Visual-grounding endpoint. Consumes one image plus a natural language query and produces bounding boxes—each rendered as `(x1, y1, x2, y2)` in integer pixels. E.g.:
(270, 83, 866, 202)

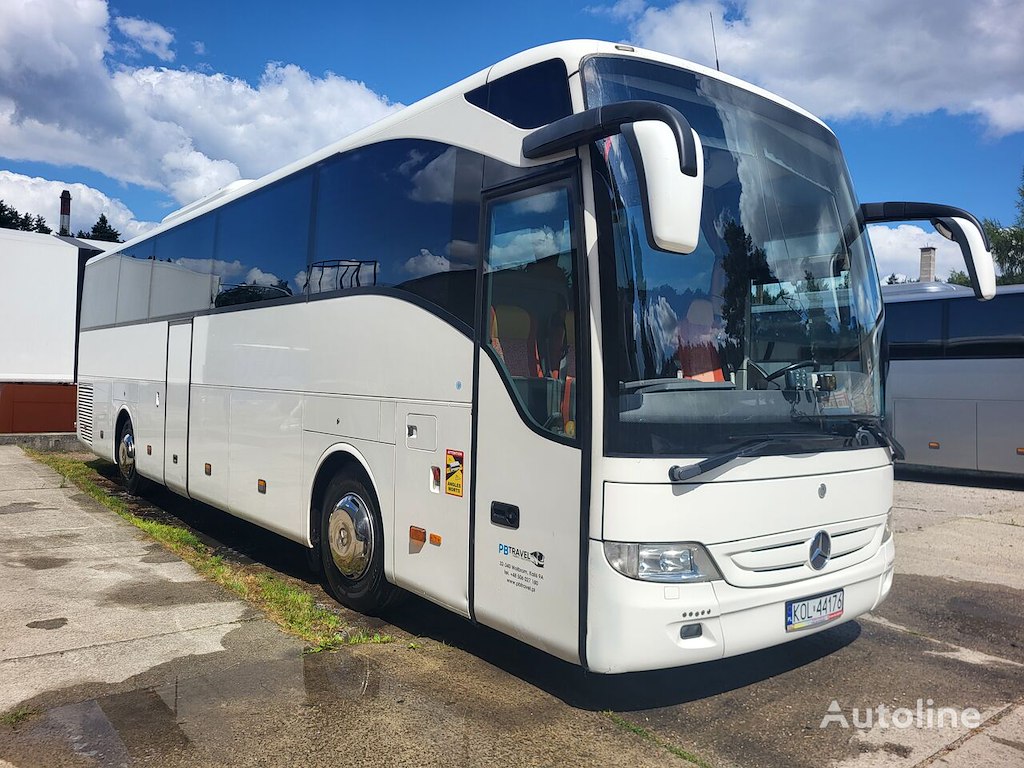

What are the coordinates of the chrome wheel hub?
(118, 432, 136, 477)
(328, 493, 372, 578)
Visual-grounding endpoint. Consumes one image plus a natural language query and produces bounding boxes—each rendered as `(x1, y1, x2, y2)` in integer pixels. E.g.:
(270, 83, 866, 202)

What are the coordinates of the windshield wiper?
(668, 434, 842, 482)
(847, 417, 905, 460)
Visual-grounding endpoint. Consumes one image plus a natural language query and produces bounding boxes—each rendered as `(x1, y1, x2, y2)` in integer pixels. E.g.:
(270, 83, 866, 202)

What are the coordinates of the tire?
(116, 416, 145, 495)
(319, 469, 400, 614)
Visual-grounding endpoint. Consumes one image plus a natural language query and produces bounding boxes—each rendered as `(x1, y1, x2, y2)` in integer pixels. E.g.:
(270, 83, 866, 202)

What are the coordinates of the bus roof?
(92, 39, 834, 264)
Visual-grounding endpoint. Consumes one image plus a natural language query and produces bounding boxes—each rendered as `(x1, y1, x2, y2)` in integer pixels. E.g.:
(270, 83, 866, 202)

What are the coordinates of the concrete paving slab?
(932, 704, 1024, 767)
(893, 517, 1024, 590)
(0, 448, 255, 712)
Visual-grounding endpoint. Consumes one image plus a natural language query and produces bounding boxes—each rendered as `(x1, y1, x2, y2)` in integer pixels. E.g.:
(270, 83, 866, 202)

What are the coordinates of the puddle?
(16, 556, 71, 570)
(0, 502, 42, 515)
(100, 579, 230, 609)
(27, 618, 68, 630)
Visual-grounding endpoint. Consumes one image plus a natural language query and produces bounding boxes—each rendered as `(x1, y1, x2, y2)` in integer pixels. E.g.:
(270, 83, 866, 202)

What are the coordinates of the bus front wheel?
(319, 470, 399, 615)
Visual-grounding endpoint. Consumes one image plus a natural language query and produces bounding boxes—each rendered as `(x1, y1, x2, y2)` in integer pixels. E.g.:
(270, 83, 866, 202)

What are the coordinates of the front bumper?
(585, 535, 895, 674)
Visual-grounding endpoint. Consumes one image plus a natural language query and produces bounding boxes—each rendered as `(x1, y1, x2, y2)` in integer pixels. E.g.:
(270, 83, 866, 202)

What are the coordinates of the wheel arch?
(307, 443, 381, 550)
(114, 405, 136, 457)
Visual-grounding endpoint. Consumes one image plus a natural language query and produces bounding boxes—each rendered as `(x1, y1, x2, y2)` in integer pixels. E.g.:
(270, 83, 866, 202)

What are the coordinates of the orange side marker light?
(409, 526, 426, 543)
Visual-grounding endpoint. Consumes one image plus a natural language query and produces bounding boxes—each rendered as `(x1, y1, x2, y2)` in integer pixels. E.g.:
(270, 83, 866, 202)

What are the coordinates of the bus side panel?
(190, 308, 309, 538)
(978, 401, 1024, 474)
(392, 401, 472, 617)
(894, 397, 977, 470)
(227, 389, 304, 540)
(78, 323, 168, 476)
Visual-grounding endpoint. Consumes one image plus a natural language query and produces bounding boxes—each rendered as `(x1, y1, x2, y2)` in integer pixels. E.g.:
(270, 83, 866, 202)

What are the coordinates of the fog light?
(680, 624, 703, 639)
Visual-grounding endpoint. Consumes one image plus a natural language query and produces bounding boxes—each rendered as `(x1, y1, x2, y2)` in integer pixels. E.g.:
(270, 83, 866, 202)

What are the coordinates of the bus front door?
(472, 177, 585, 665)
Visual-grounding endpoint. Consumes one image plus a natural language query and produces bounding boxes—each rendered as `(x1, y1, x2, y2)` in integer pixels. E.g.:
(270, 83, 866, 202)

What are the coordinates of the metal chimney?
(59, 190, 71, 236)
(919, 246, 936, 282)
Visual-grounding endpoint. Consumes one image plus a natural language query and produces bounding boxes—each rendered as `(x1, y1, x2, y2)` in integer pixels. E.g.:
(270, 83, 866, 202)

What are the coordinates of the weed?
(605, 712, 714, 767)
(0, 706, 36, 727)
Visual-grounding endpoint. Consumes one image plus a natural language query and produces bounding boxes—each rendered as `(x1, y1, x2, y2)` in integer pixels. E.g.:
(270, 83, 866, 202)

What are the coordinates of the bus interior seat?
(678, 298, 726, 383)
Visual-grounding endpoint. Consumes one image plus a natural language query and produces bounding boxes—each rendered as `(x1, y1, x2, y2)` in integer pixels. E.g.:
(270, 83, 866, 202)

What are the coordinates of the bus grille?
(77, 384, 94, 444)
(707, 519, 884, 588)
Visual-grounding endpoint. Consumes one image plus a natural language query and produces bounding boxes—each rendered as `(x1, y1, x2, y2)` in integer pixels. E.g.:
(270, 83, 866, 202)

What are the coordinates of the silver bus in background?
(883, 282, 1024, 476)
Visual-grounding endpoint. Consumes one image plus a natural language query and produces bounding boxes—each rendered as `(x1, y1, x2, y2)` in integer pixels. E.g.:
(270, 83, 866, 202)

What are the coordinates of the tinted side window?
(947, 293, 1024, 357)
(484, 182, 580, 441)
(150, 213, 216, 318)
(885, 300, 943, 359)
(312, 139, 479, 327)
(465, 59, 572, 129)
(115, 254, 152, 324)
(214, 170, 313, 307)
(81, 255, 120, 329)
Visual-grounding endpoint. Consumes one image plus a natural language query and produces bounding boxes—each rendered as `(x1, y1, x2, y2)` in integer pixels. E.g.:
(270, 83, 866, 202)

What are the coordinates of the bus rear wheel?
(116, 416, 145, 495)
(319, 470, 399, 615)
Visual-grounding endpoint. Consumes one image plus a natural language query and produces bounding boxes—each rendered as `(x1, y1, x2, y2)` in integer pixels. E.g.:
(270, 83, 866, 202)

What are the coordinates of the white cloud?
(0, 170, 155, 240)
(0, 0, 400, 210)
(192, 41, 206, 56)
(404, 248, 450, 278)
(623, 0, 1024, 135)
(114, 16, 174, 62)
(867, 223, 966, 282)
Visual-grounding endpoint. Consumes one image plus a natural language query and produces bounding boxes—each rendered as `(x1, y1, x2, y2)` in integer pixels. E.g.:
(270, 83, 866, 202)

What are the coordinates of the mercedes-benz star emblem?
(809, 530, 831, 570)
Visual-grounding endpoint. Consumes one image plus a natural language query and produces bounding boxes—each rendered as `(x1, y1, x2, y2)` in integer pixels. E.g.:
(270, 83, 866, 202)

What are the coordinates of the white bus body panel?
(473, 355, 582, 664)
(164, 322, 192, 494)
(78, 323, 168, 469)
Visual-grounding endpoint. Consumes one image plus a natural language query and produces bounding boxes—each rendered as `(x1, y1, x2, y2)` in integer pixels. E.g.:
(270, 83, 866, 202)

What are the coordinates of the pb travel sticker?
(445, 449, 464, 497)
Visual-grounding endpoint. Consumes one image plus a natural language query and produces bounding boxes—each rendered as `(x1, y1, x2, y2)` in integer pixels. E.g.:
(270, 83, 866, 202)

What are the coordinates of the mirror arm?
(860, 201, 992, 251)
(522, 100, 698, 177)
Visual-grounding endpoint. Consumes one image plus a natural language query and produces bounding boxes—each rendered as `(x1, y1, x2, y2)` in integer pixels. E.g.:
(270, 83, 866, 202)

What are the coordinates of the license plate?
(785, 588, 844, 632)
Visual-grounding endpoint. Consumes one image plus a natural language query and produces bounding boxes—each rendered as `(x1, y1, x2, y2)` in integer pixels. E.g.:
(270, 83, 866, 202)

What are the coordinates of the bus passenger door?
(164, 320, 192, 497)
(472, 176, 585, 665)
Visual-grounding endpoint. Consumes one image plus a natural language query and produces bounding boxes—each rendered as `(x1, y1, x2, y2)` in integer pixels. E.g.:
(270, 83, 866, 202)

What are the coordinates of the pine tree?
(84, 213, 122, 243)
(32, 215, 52, 234)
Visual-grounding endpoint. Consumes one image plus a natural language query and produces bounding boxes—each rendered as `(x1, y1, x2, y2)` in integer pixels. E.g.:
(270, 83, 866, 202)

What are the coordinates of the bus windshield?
(584, 56, 884, 457)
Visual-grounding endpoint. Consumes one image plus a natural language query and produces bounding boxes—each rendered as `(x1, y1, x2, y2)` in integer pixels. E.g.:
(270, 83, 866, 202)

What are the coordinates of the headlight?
(603, 541, 722, 583)
(882, 507, 894, 543)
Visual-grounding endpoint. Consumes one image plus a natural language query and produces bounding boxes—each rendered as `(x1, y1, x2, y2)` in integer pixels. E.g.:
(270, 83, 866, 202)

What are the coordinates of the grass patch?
(0, 706, 36, 727)
(605, 712, 714, 767)
(26, 451, 385, 654)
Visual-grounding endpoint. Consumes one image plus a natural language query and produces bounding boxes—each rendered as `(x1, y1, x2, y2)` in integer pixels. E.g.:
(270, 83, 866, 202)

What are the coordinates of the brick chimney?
(919, 246, 936, 282)
(59, 190, 71, 236)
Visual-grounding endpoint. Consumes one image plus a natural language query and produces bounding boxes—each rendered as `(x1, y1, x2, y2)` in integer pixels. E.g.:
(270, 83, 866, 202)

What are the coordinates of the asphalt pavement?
(1, 446, 1022, 767)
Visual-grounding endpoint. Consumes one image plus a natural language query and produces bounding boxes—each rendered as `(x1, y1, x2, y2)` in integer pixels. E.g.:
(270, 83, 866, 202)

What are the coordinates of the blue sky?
(1, 0, 1022, 280)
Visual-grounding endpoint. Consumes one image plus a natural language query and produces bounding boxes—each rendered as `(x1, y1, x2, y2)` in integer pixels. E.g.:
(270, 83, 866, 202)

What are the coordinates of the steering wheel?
(765, 359, 820, 382)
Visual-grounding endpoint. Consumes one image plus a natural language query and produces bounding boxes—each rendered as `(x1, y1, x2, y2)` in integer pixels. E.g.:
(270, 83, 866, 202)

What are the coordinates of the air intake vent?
(77, 384, 94, 444)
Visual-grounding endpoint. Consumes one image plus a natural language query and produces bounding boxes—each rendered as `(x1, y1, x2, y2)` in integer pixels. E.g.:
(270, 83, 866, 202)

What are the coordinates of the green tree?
(0, 199, 52, 233)
(886, 272, 900, 285)
(947, 269, 971, 287)
(32, 214, 52, 234)
(80, 213, 122, 243)
(982, 167, 1024, 285)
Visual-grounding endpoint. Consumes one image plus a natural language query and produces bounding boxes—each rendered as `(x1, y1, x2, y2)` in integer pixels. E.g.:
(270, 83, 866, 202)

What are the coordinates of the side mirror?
(861, 201, 996, 300)
(523, 100, 705, 254)
(626, 121, 704, 253)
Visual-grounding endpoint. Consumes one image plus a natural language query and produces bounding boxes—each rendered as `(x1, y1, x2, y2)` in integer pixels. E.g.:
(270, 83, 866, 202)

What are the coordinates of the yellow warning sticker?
(445, 449, 464, 497)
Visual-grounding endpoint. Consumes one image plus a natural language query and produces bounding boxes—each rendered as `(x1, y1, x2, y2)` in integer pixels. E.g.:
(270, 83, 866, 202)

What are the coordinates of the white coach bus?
(76, 40, 996, 673)
(883, 283, 1024, 475)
